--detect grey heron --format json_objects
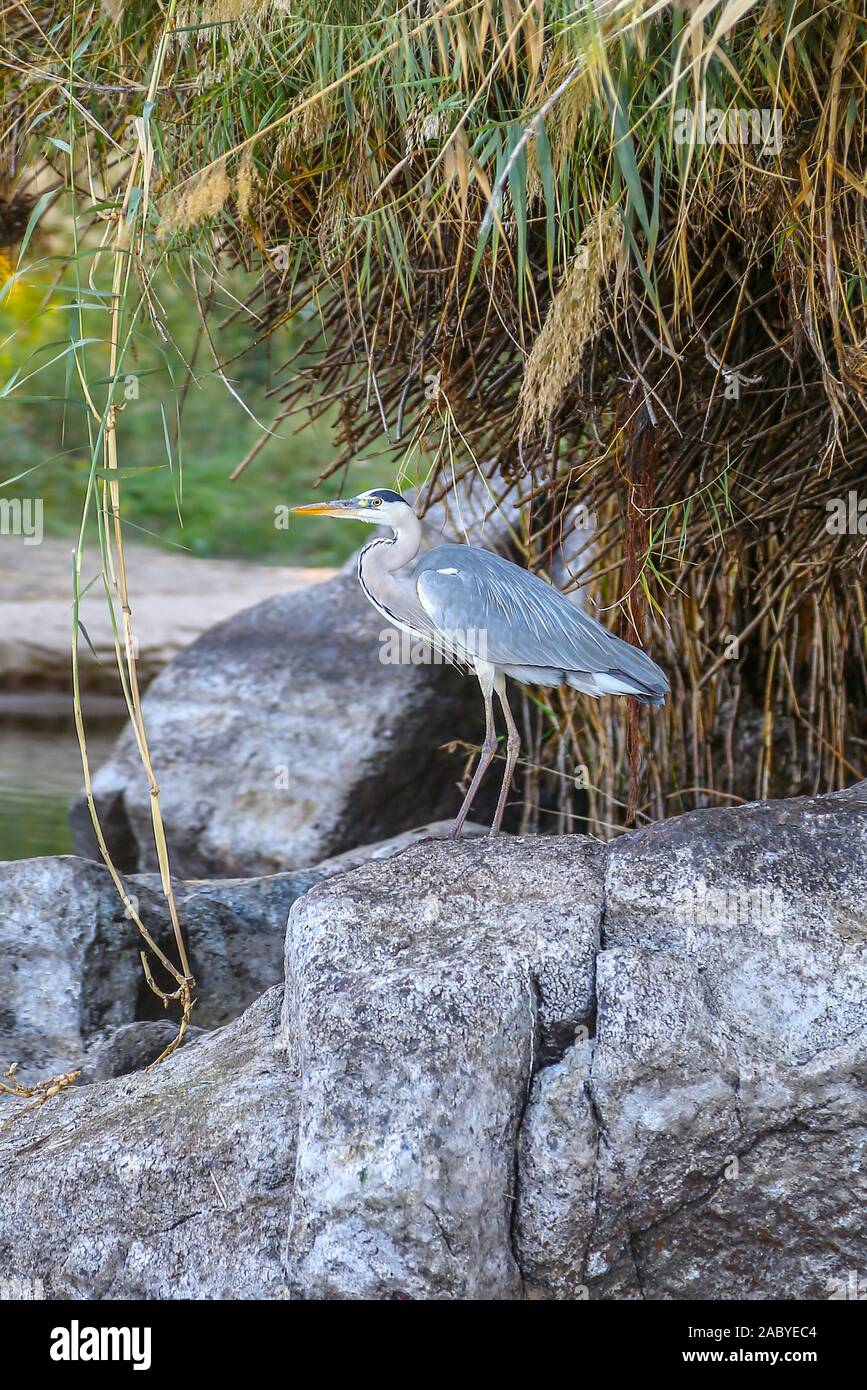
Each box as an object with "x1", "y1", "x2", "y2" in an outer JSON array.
[{"x1": 292, "y1": 488, "x2": 669, "y2": 837}]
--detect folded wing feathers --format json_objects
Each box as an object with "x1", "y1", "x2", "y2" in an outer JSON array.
[{"x1": 415, "y1": 545, "x2": 668, "y2": 700}]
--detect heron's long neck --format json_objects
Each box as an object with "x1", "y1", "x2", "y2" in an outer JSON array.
[
  {"x1": 360, "y1": 512, "x2": 422, "y2": 575},
  {"x1": 357, "y1": 512, "x2": 424, "y2": 628}
]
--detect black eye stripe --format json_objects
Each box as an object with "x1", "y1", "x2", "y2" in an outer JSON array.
[{"x1": 367, "y1": 488, "x2": 405, "y2": 504}]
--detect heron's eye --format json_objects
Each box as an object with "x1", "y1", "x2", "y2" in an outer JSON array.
[{"x1": 372, "y1": 497, "x2": 383, "y2": 507}]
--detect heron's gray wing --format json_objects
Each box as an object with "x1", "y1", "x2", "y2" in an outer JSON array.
[{"x1": 414, "y1": 544, "x2": 668, "y2": 693}]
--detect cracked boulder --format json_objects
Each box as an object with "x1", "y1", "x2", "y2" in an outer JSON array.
[
  {"x1": 283, "y1": 835, "x2": 604, "y2": 1298},
  {"x1": 1, "y1": 788, "x2": 865, "y2": 1300},
  {"x1": 69, "y1": 573, "x2": 488, "y2": 877},
  {"x1": 0, "y1": 835, "x2": 604, "y2": 1299},
  {"x1": 0, "y1": 854, "x2": 298, "y2": 1083},
  {"x1": 515, "y1": 786, "x2": 867, "y2": 1300},
  {"x1": 0, "y1": 989, "x2": 298, "y2": 1300},
  {"x1": 0, "y1": 823, "x2": 482, "y2": 1084}
]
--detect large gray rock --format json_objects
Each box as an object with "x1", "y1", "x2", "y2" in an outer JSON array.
[
  {"x1": 515, "y1": 789, "x2": 867, "y2": 1300},
  {"x1": 0, "y1": 857, "x2": 142, "y2": 1082},
  {"x1": 0, "y1": 835, "x2": 603, "y2": 1300},
  {"x1": 133, "y1": 821, "x2": 488, "y2": 1033},
  {"x1": 0, "y1": 823, "x2": 485, "y2": 1083},
  {"x1": 0, "y1": 854, "x2": 297, "y2": 1083},
  {"x1": 283, "y1": 835, "x2": 604, "y2": 1299},
  {"x1": 0, "y1": 989, "x2": 298, "y2": 1300},
  {"x1": 1, "y1": 786, "x2": 865, "y2": 1300},
  {"x1": 70, "y1": 574, "x2": 487, "y2": 877}
]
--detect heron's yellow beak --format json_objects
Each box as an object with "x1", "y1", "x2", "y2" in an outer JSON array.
[{"x1": 290, "y1": 499, "x2": 357, "y2": 518}]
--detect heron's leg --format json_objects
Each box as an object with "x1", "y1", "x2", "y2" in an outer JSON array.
[
  {"x1": 451, "y1": 683, "x2": 498, "y2": 840},
  {"x1": 490, "y1": 674, "x2": 521, "y2": 837}
]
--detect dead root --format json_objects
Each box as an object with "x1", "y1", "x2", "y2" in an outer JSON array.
[{"x1": 0, "y1": 1063, "x2": 81, "y2": 1135}]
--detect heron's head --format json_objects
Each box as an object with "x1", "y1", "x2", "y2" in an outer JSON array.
[{"x1": 291, "y1": 487, "x2": 413, "y2": 528}]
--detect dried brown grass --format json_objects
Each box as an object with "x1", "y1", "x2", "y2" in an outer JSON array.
[
  {"x1": 519, "y1": 208, "x2": 622, "y2": 437},
  {"x1": 158, "y1": 160, "x2": 230, "y2": 239}
]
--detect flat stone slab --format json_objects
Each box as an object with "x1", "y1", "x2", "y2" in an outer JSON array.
[{"x1": 0, "y1": 536, "x2": 335, "y2": 690}]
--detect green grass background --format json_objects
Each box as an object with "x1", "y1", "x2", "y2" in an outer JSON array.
[{"x1": 1, "y1": 264, "x2": 381, "y2": 567}]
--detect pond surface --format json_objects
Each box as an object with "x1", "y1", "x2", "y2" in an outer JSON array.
[{"x1": 0, "y1": 695, "x2": 126, "y2": 861}]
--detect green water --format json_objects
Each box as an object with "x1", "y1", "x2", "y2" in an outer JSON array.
[{"x1": 0, "y1": 699, "x2": 124, "y2": 861}]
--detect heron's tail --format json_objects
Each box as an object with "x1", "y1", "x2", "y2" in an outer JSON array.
[{"x1": 566, "y1": 667, "x2": 668, "y2": 706}]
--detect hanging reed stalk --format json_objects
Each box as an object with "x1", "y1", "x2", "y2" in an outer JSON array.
[{"x1": 5, "y1": 0, "x2": 196, "y2": 1070}]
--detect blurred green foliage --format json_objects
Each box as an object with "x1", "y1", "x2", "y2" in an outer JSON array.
[{"x1": 0, "y1": 265, "x2": 375, "y2": 567}]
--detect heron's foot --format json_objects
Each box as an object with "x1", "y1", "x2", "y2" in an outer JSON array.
[{"x1": 450, "y1": 817, "x2": 465, "y2": 840}]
